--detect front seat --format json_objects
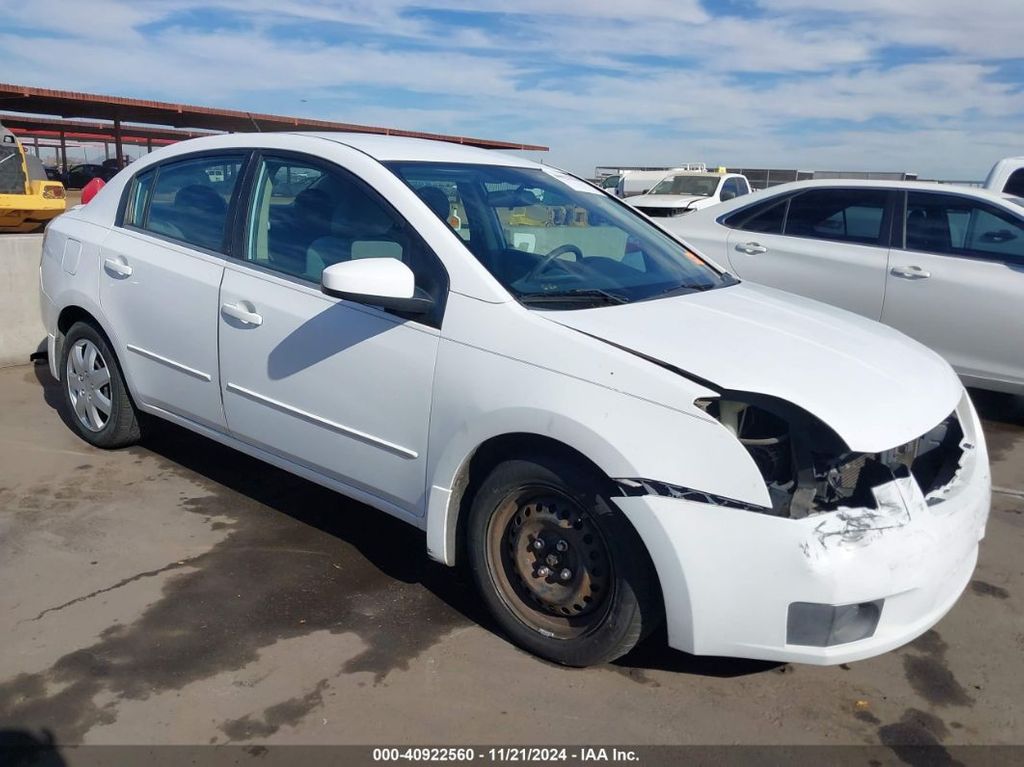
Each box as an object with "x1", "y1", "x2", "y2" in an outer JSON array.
[
  {"x1": 268, "y1": 188, "x2": 333, "y2": 275},
  {"x1": 307, "y1": 194, "x2": 402, "y2": 278},
  {"x1": 906, "y1": 207, "x2": 951, "y2": 253}
]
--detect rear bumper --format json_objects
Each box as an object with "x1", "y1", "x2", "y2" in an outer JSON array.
[{"x1": 617, "y1": 395, "x2": 991, "y2": 665}]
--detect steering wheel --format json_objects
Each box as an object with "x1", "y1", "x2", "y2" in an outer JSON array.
[{"x1": 524, "y1": 243, "x2": 584, "y2": 283}]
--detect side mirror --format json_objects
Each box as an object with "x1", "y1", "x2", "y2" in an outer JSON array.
[{"x1": 321, "y1": 258, "x2": 434, "y2": 315}]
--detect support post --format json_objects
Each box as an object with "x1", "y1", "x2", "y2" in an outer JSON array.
[{"x1": 114, "y1": 118, "x2": 124, "y2": 168}]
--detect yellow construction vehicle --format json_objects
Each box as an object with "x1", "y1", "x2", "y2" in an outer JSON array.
[{"x1": 1, "y1": 123, "x2": 66, "y2": 233}]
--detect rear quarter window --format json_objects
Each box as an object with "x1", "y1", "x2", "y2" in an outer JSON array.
[
  {"x1": 722, "y1": 197, "x2": 789, "y2": 234},
  {"x1": 124, "y1": 169, "x2": 155, "y2": 228}
]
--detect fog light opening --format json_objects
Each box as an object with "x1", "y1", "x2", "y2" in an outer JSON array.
[{"x1": 787, "y1": 600, "x2": 884, "y2": 647}]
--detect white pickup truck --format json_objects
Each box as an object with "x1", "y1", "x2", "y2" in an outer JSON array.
[
  {"x1": 624, "y1": 171, "x2": 752, "y2": 219},
  {"x1": 984, "y1": 157, "x2": 1024, "y2": 196}
]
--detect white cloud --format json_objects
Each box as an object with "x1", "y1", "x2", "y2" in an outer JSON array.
[
  {"x1": 0, "y1": 0, "x2": 1020, "y2": 179},
  {"x1": 761, "y1": 0, "x2": 1022, "y2": 59}
]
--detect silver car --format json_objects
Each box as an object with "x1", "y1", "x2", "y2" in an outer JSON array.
[{"x1": 668, "y1": 180, "x2": 1024, "y2": 394}]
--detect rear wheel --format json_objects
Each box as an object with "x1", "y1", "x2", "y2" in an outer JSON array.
[
  {"x1": 60, "y1": 322, "x2": 141, "y2": 448},
  {"x1": 467, "y1": 454, "x2": 660, "y2": 666}
]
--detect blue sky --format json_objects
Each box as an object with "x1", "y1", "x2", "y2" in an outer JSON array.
[{"x1": 2, "y1": 0, "x2": 1022, "y2": 178}]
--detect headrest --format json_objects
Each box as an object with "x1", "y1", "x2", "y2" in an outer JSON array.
[
  {"x1": 294, "y1": 188, "x2": 332, "y2": 219},
  {"x1": 416, "y1": 186, "x2": 451, "y2": 220},
  {"x1": 175, "y1": 184, "x2": 226, "y2": 215},
  {"x1": 330, "y1": 193, "x2": 394, "y2": 237}
]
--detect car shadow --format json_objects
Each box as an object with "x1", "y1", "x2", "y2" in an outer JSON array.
[
  {"x1": 30, "y1": 360, "x2": 775, "y2": 680},
  {"x1": 969, "y1": 387, "x2": 1024, "y2": 427},
  {"x1": 266, "y1": 302, "x2": 395, "y2": 381},
  {"x1": 0, "y1": 729, "x2": 67, "y2": 767},
  {"x1": 968, "y1": 387, "x2": 1024, "y2": 464},
  {"x1": 615, "y1": 626, "x2": 780, "y2": 677}
]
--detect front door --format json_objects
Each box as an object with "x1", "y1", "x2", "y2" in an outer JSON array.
[{"x1": 218, "y1": 152, "x2": 446, "y2": 515}]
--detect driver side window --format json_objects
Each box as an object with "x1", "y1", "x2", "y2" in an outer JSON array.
[
  {"x1": 243, "y1": 154, "x2": 448, "y2": 323},
  {"x1": 246, "y1": 156, "x2": 410, "y2": 283}
]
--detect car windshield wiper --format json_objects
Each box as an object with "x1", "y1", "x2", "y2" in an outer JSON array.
[
  {"x1": 644, "y1": 279, "x2": 724, "y2": 301},
  {"x1": 518, "y1": 288, "x2": 629, "y2": 306}
]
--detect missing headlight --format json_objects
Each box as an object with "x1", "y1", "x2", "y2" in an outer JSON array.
[{"x1": 696, "y1": 396, "x2": 964, "y2": 519}]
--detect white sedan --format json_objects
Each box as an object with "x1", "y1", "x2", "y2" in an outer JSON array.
[
  {"x1": 40, "y1": 134, "x2": 989, "y2": 666},
  {"x1": 667, "y1": 180, "x2": 1024, "y2": 394}
]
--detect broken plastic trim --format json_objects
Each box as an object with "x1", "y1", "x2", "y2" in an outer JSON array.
[
  {"x1": 695, "y1": 392, "x2": 850, "y2": 519},
  {"x1": 614, "y1": 478, "x2": 770, "y2": 513}
]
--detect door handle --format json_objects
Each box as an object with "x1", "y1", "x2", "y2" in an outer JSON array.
[
  {"x1": 103, "y1": 256, "x2": 133, "y2": 278},
  {"x1": 221, "y1": 301, "x2": 263, "y2": 326},
  {"x1": 890, "y1": 265, "x2": 931, "y2": 280},
  {"x1": 735, "y1": 242, "x2": 768, "y2": 255}
]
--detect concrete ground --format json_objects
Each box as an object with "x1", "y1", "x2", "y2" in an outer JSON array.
[{"x1": 1, "y1": 363, "x2": 1022, "y2": 750}]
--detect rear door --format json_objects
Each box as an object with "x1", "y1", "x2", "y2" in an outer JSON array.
[
  {"x1": 725, "y1": 187, "x2": 895, "y2": 319},
  {"x1": 99, "y1": 152, "x2": 247, "y2": 429},
  {"x1": 882, "y1": 191, "x2": 1024, "y2": 390}
]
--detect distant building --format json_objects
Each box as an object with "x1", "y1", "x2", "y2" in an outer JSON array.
[{"x1": 594, "y1": 164, "x2": 919, "y2": 191}]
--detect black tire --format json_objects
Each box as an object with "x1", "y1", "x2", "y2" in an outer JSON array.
[
  {"x1": 60, "y1": 322, "x2": 141, "y2": 449},
  {"x1": 467, "y1": 453, "x2": 660, "y2": 666}
]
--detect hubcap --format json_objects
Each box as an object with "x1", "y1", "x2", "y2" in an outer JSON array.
[
  {"x1": 487, "y1": 488, "x2": 613, "y2": 639},
  {"x1": 66, "y1": 339, "x2": 112, "y2": 432}
]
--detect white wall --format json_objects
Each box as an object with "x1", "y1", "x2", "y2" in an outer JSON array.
[{"x1": 0, "y1": 234, "x2": 45, "y2": 368}]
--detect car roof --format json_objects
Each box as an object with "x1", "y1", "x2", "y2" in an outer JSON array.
[
  {"x1": 296, "y1": 132, "x2": 538, "y2": 167},
  {"x1": 747, "y1": 178, "x2": 1012, "y2": 204},
  {"x1": 116, "y1": 131, "x2": 543, "y2": 175},
  {"x1": 657, "y1": 171, "x2": 741, "y2": 179}
]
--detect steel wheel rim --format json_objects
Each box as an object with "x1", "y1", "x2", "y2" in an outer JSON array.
[
  {"x1": 66, "y1": 339, "x2": 112, "y2": 432},
  {"x1": 486, "y1": 485, "x2": 614, "y2": 640}
]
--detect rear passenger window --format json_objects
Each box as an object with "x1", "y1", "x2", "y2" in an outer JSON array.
[
  {"x1": 784, "y1": 189, "x2": 888, "y2": 245},
  {"x1": 142, "y1": 155, "x2": 244, "y2": 252}
]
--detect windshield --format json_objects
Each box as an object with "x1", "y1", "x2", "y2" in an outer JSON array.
[
  {"x1": 387, "y1": 162, "x2": 732, "y2": 308},
  {"x1": 650, "y1": 175, "x2": 720, "y2": 197}
]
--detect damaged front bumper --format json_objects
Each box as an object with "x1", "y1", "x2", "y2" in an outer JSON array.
[{"x1": 614, "y1": 393, "x2": 991, "y2": 665}]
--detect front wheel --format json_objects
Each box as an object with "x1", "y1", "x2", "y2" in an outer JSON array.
[
  {"x1": 467, "y1": 455, "x2": 660, "y2": 666},
  {"x1": 60, "y1": 322, "x2": 141, "y2": 449}
]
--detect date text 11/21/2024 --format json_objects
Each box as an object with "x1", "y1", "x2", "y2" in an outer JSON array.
[{"x1": 371, "y1": 747, "x2": 640, "y2": 762}]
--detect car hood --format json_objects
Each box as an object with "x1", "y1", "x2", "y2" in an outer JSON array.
[
  {"x1": 544, "y1": 283, "x2": 962, "y2": 453},
  {"x1": 626, "y1": 194, "x2": 707, "y2": 209}
]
